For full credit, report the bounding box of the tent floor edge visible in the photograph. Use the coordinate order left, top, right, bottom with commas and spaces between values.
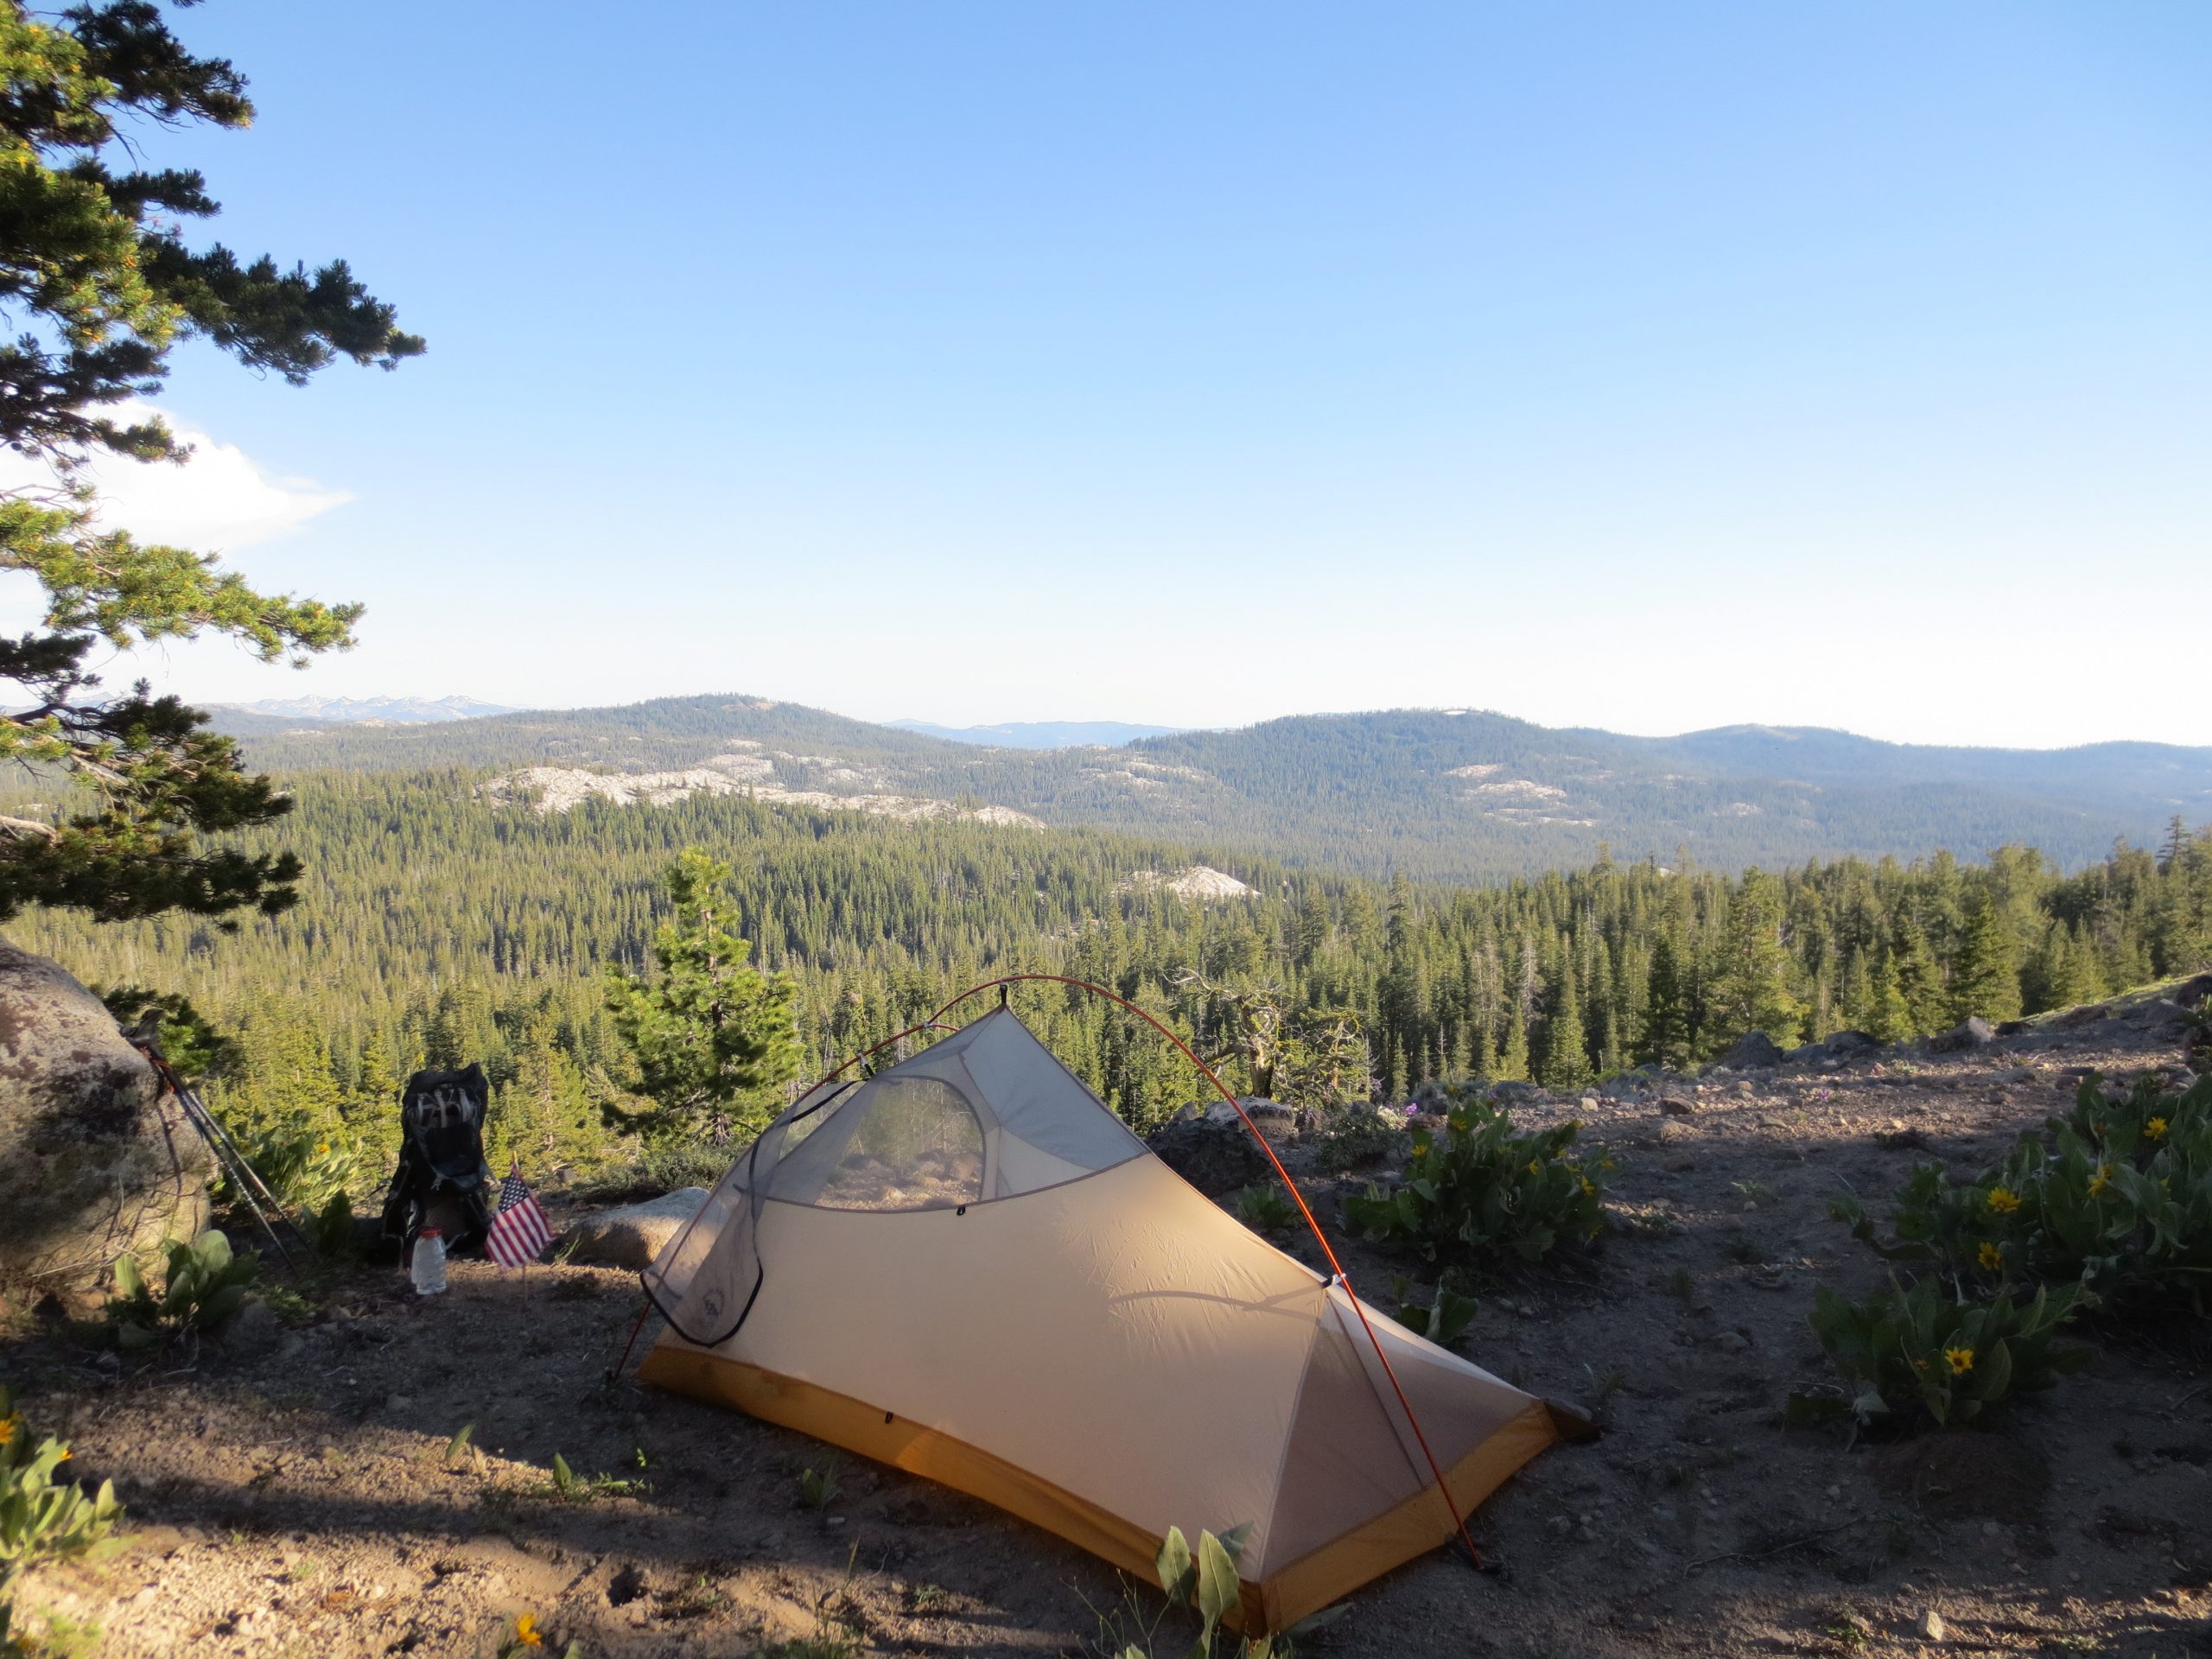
1255, 1398, 1560, 1632
637, 1344, 1161, 1584
639, 1344, 1561, 1637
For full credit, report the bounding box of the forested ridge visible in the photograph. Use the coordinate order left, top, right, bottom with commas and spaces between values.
215, 696, 2212, 882
9, 766, 2210, 1183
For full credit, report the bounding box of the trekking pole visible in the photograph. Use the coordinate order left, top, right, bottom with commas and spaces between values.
125, 1025, 308, 1274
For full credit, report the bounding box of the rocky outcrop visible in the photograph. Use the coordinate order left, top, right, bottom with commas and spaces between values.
1146, 1116, 1270, 1196
0, 939, 211, 1306
559, 1187, 710, 1269
1929, 1015, 1997, 1053
1713, 1031, 1785, 1071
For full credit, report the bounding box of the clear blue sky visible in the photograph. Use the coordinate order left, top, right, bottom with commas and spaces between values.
37, 1, 2212, 746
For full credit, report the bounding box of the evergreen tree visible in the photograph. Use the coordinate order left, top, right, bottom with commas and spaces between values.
1538, 959, 1590, 1088
605, 849, 800, 1144
1634, 933, 1694, 1068
1497, 998, 1530, 1083
1890, 912, 1944, 1037
1707, 869, 1804, 1047
0, 2, 418, 924
1947, 893, 2022, 1024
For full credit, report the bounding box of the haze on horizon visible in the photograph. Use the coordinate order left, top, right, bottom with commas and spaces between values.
3, 3, 2207, 751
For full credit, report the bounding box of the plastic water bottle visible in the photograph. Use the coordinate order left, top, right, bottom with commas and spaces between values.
410, 1227, 448, 1296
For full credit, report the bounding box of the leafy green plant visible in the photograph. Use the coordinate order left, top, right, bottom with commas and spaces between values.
1786, 1276, 2088, 1439
102, 1231, 259, 1350
493, 1612, 581, 1657
1095, 1522, 1344, 1659
1, 1389, 125, 1609
308, 1192, 358, 1262
1339, 1101, 1610, 1264
1389, 1275, 1478, 1349
541, 1453, 646, 1503
1232, 1184, 1299, 1233
214, 1118, 376, 1216
798, 1458, 842, 1511
1834, 1073, 2212, 1310
1313, 1105, 1409, 1174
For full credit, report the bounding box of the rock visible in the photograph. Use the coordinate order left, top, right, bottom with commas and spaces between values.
1201, 1097, 1297, 1141
1490, 1080, 1541, 1105
2123, 997, 2187, 1030
1920, 1608, 1947, 1643
1657, 1096, 1696, 1117
1713, 1032, 1784, 1071
558, 1187, 710, 1269
219, 1295, 283, 1358
0, 938, 213, 1306
1146, 1117, 1270, 1197
1929, 1016, 1996, 1052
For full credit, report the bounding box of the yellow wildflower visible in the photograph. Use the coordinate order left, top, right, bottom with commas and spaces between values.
2087, 1164, 2112, 1198
315, 1142, 330, 1157
1977, 1241, 2002, 1271
1580, 1176, 1596, 1196
514, 1613, 543, 1649
1944, 1346, 1974, 1376
2145, 1116, 2169, 1141
1527, 1160, 1541, 1176
1985, 1186, 2021, 1214
0, 1414, 19, 1446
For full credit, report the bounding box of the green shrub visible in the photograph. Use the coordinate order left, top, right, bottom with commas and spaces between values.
217, 1118, 377, 1215
1389, 1275, 1478, 1349
1788, 1276, 2088, 1438
1834, 1072, 2212, 1310
1338, 1102, 1610, 1265
103, 1231, 259, 1350
0, 1388, 125, 1604
567, 1142, 729, 1205
1313, 1104, 1409, 1174
1231, 1184, 1299, 1233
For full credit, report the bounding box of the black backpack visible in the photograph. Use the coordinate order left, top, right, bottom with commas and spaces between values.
379, 1063, 493, 1257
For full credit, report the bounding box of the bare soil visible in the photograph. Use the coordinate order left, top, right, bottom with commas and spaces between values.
6, 1012, 2209, 1658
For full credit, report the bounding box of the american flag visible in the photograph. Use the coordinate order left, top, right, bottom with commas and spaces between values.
486, 1162, 550, 1267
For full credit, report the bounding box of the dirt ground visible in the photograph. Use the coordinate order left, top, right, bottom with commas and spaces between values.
5, 1006, 2209, 1659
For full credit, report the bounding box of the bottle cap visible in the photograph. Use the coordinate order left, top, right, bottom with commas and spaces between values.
420, 1227, 442, 1239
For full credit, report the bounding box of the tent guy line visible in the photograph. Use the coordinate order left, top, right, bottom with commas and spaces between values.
924, 974, 1488, 1572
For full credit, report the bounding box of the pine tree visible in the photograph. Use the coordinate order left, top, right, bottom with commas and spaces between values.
1859, 939, 1911, 1044
1948, 893, 2022, 1024
1540, 961, 1591, 1089
0, 3, 418, 925
1634, 933, 1694, 1069
1497, 998, 1530, 1083
605, 849, 800, 1144
1891, 912, 1944, 1038
1707, 870, 1805, 1047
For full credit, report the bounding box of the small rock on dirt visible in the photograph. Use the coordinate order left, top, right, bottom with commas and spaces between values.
1921, 1607, 1947, 1642
559, 1187, 709, 1269
1658, 1096, 1695, 1117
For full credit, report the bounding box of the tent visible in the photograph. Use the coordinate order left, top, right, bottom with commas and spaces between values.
639, 1004, 1580, 1631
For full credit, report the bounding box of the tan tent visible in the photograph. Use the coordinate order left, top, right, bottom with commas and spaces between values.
639, 1007, 1575, 1630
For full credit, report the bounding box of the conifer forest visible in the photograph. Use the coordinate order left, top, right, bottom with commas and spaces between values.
11, 765, 2209, 1182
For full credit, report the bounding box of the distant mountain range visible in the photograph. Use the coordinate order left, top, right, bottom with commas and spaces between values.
207, 695, 2212, 880
888, 718, 1185, 748
211, 694, 516, 727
